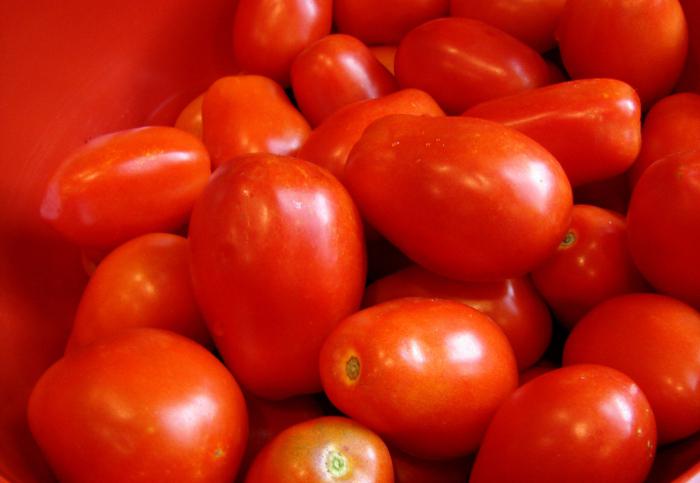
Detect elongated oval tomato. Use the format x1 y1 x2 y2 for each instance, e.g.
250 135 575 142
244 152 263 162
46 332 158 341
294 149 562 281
395 18 549 114
320 298 518 459
28 329 248 482
40 126 210 248
344 114 572 282
189 153 365 399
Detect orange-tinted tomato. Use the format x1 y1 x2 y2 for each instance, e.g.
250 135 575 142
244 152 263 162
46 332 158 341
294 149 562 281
174 93 203 140
391 448 472 483
370 46 397 75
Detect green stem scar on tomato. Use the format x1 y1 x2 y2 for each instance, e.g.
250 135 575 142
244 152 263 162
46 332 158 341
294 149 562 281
325 449 349 478
345 356 361 381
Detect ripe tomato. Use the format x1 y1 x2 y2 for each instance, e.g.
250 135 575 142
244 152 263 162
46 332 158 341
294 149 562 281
189 153 365 399
673 462 700 483
677 0 700 92
28 329 248 482
564 293 700 444
344 114 572 282
232 0 331 86
464 79 642 187
370 46 397 75
627 150 700 309
40 126 210 248
291 34 397 126
470 365 656 483
395 18 549 114
244 416 393 482
174 93 203 140
557 0 688 106
202 75 310 168
391 448 472 483
320 298 518 459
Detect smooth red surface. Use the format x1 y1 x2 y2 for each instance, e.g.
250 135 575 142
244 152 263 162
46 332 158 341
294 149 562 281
175 94 204 140
391 448 472 483
677 0 700 92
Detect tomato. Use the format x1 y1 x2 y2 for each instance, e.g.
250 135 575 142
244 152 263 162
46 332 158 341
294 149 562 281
363 266 552 370
470 365 656 483
333 0 448 45
647 432 700 483
391 448 472 483
677 0 700 92
40 126 210 249
370 46 397 75
66 233 209 352
344 114 572 282
232 0 331 86
518 359 557 386
202 75 310 169
174 93 203 140
291 34 398 126
189 153 365 399
450 0 567 53
546 60 568 84
564 294 700 444
28 328 248 482
320 298 518 459
574 174 631 215
627 150 700 309
673 462 700 483
395 18 549 114
557 0 688 106
464 79 642 187
531 205 649 328
245 416 393 482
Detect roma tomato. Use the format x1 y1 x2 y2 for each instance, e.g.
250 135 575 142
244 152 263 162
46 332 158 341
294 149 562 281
245 416 393 483
189 153 365 399
627 150 700 309
557 0 688 106
391 448 472 483
319 298 518 459
291 34 398 126
40 126 210 248
370 46 397 75
174 93 203 140
470 365 656 483
28 329 248 482
531 205 648 328
464 79 642 187
395 18 549 114
363 265 552 370
66 233 209 352
344 115 572 282
202 75 310 168
564 294 700 444
232 0 331 86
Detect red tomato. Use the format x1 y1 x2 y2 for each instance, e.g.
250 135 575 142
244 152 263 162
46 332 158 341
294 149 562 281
546 60 568 84
464 79 642 187
677 0 700 92
370 46 397 75
245 416 393 482
28 329 248 482
231 0 331 86
320 298 518 459
673 462 700 483
344 114 572 282
557 0 688 106
574 173 631 215
189 153 365 399
450 0 567 53
391 448 472 483
202 75 310 168
470 365 657 483
531 205 649 328
395 18 549 114
564 294 700 443
627 150 700 309
40 126 210 248
333 0 448 45
291 34 398 126
363 266 552 370
647 431 700 483
174 93 203 140
66 233 209 352
518 359 558 386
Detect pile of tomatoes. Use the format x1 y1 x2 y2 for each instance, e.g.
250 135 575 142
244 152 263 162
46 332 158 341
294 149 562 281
11 0 700 481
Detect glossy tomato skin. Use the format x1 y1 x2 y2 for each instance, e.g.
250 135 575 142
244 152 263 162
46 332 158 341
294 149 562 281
320 298 518 459
333 0 448 45
245 416 393 483
363 265 552 370
390 448 472 483
174 93 204 140
202 75 310 168
297 89 444 178
395 18 549 114
470 365 656 483
344 114 572 282
291 34 398 126
532 205 649 328
189 153 365 399
66 233 209 352
232 0 331 86
557 0 688 106
627 150 700 309
465 78 642 187
40 126 210 248
28 329 248 482
564 294 700 444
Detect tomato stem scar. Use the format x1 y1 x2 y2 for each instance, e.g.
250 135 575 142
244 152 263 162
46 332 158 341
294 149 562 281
326 449 349 477
560 230 576 248
346 356 360 381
